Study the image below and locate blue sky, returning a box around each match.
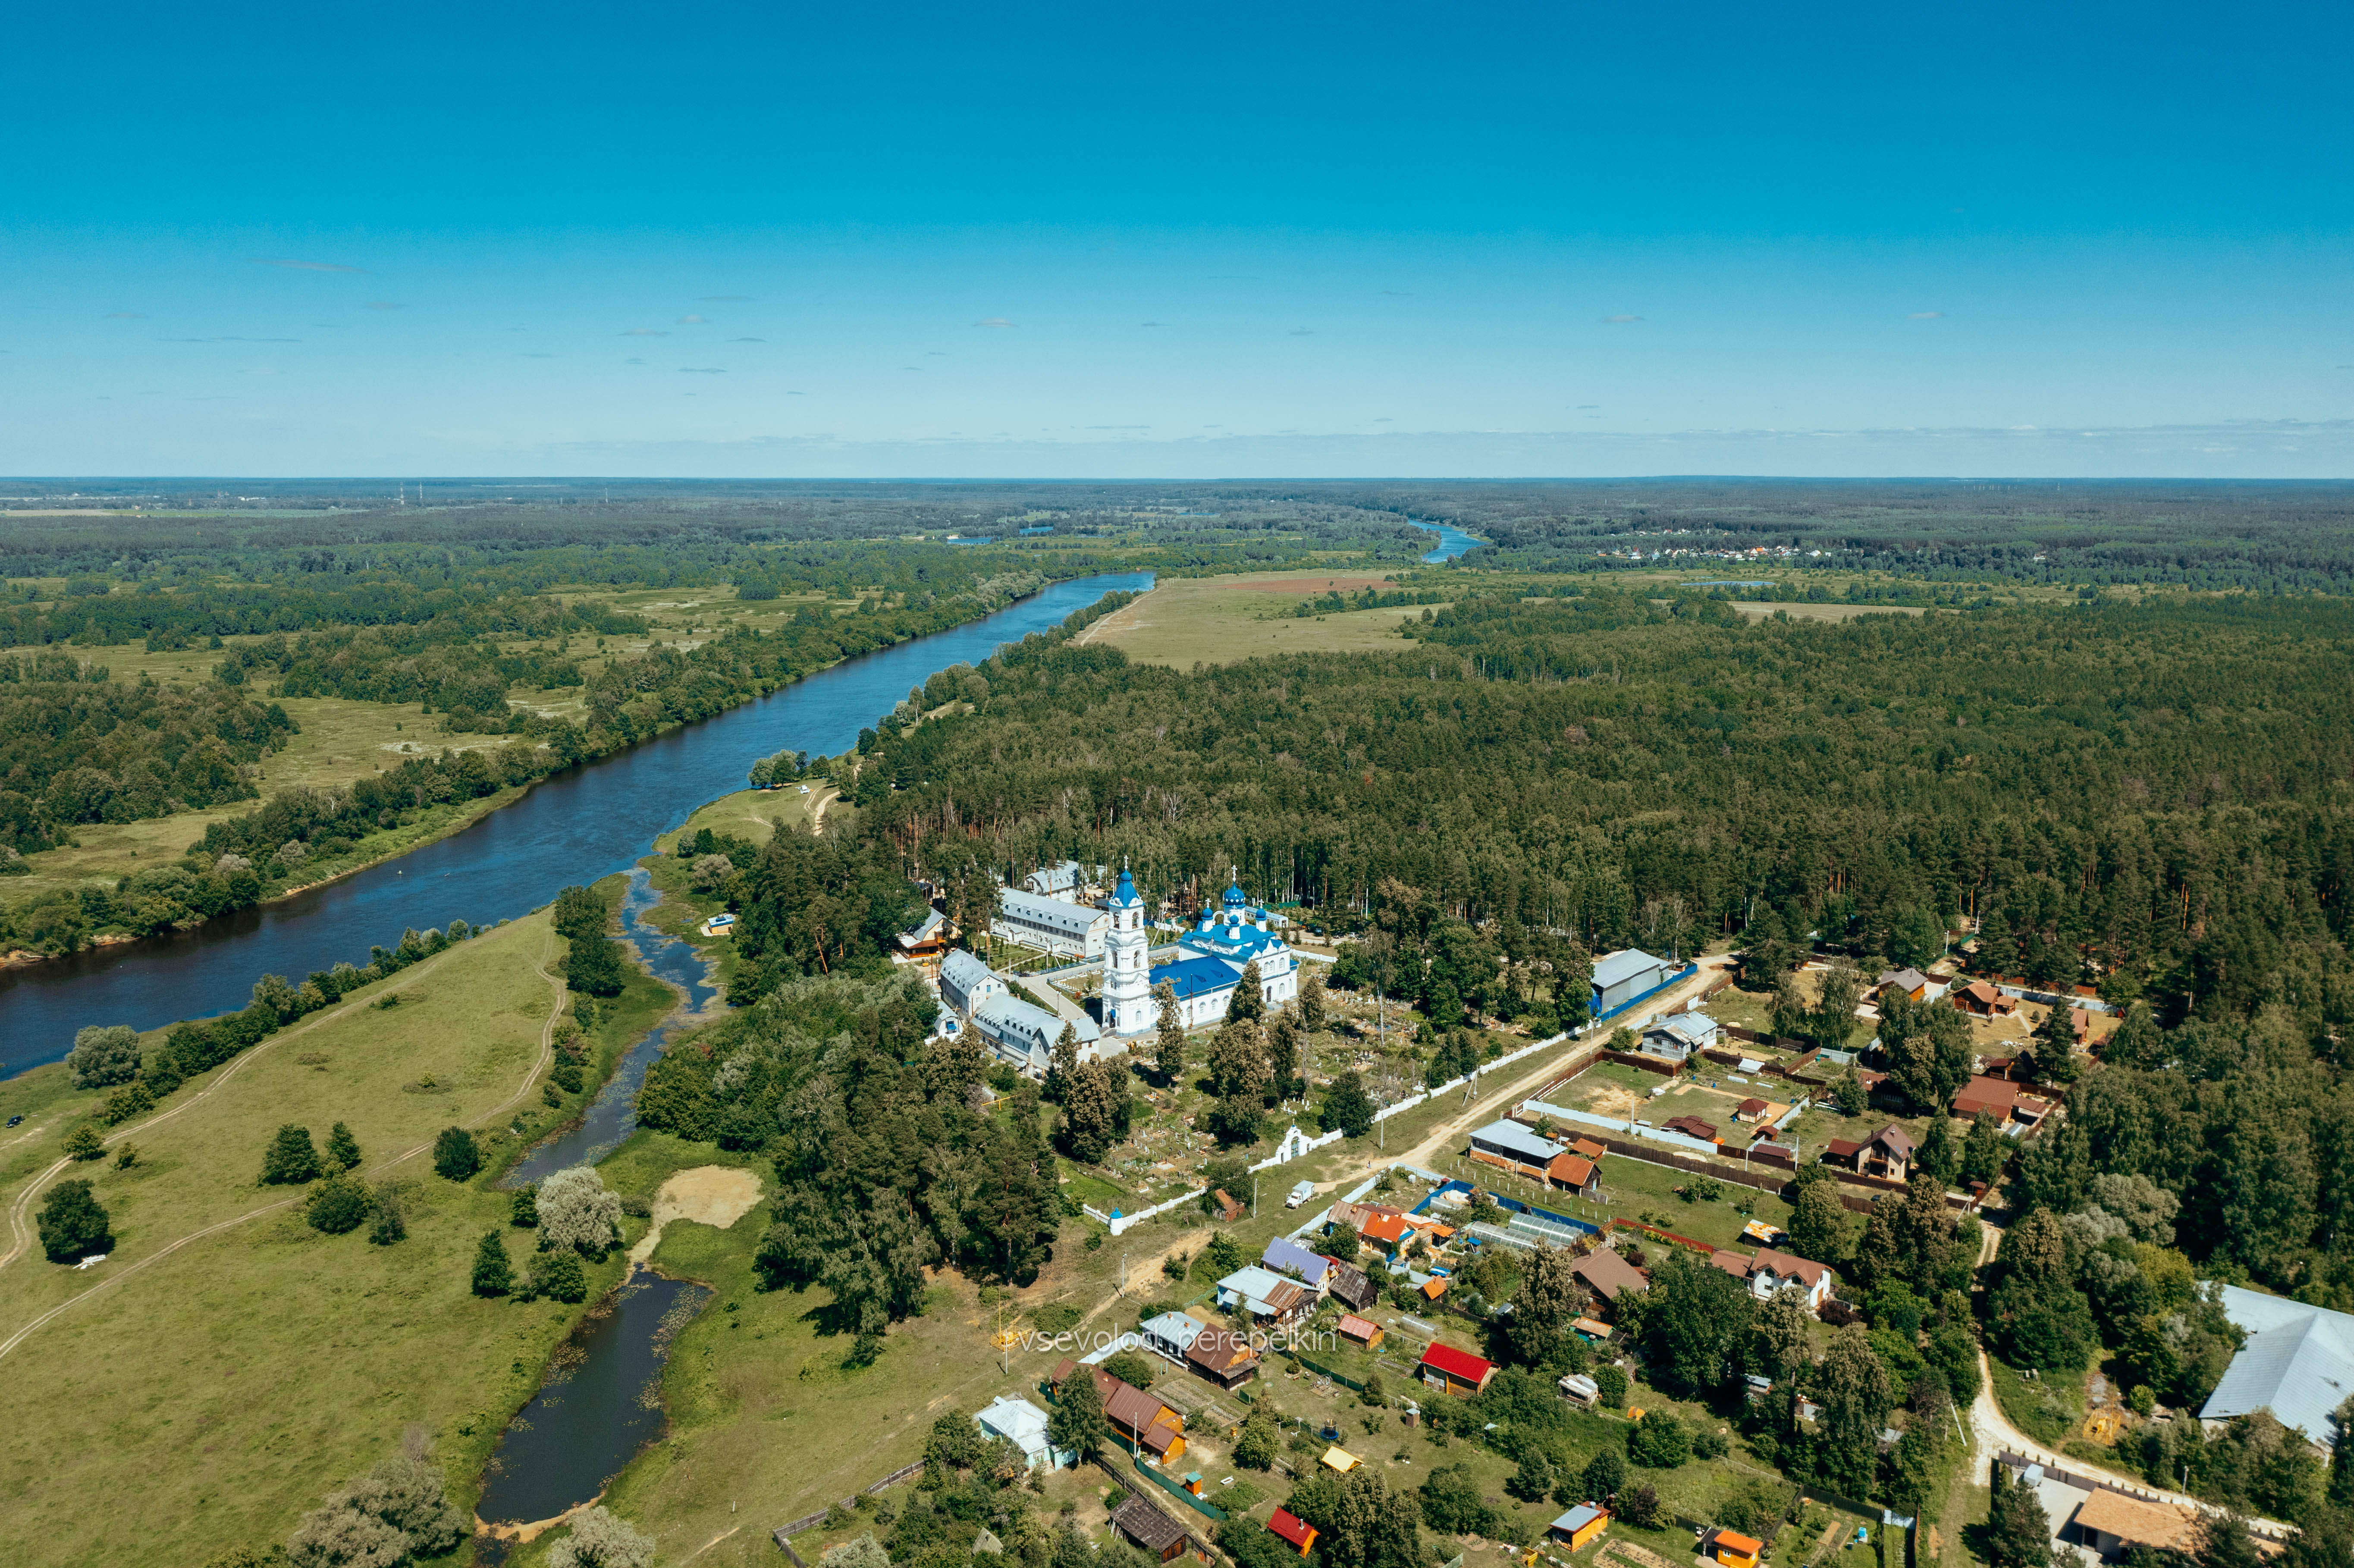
[5,1,2350,477]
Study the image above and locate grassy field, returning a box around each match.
[1081,574,1442,668]
[0,910,623,1567]
[653,784,829,857]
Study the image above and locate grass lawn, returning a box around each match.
[653,785,829,857]
[0,910,637,1568]
[1083,575,1444,668]
[1987,1358,2083,1449]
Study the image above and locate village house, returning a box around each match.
[1638,1010,1719,1063]
[2068,1490,2200,1559]
[1022,860,1087,898]
[1416,1342,1497,1396]
[1824,1123,1915,1181]
[1337,1314,1383,1350]
[1326,1260,1378,1313]
[939,947,1006,1018]
[1558,1372,1601,1407]
[1952,1074,2022,1123]
[1470,1118,1566,1179]
[1571,1248,1651,1311]
[1709,1248,1838,1313]
[1054,1360,1187,1461]
[975,1395,1071,1471]
[1184,1327,1259,1388]
[1260,1236,1335,1292]
[1951,979,2016,1018]
[895,907,951,963]
[1876,967,1933,1004]
[1140,1311,1205,1367]
[1215,1266,1316,1326]
[1545,1151,1601,1198]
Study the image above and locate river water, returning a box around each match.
[0,572,1152,1076]
[473,1270,712,1530]
[1419,522,1486,562]
[503,868,717,1186]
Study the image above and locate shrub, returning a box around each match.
[1594,1364,1628,1408]
[1615,1482,1662,1529]
[530,1248,588,1303]
[306,1173,372,1234]
[100,1081,156,1126]
[66,1023,143,1089]
[1693,1425,1730,1460]
[1581,1448,1626,1502]
[287,1450,466,1568]
[261,1124,321,1185]
[38,1179,112,1262]
[367,1183,407,1245]
[1102,1349,1158,1389]
[1627,1411,1691,1468]
[432,1126,480,1181]
[546,1504,656,1568]
[537,1165,623,1256]
[64,1123,105,1161]
[324,1122,361,1172]
[471,1231,514,1296]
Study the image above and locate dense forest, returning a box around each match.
[856,589,2354,1027]
[0,650,294,850]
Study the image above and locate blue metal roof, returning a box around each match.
[1151,955,1240,1000]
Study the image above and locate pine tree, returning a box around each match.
[324,1121,361,1172]
[512,1183,540,1228]
[1225,959,1265,1025]
[1962,1110,2004,1187]
[1265,1007,1303,1101]
[1058,1058,1124,1165]
[1048,1364,1108,1454]
[1043,1023,1080,1104]
[1984,1461,2052,1568]
[1152,981,1185,1084]
[2025,1004,2081,1086]
[260,1124,321,1185]
[471,1230,513,1296]
[1297,973,1326,1032]
[1918,1116,1958,1183]
[1322,1073,1376,1139]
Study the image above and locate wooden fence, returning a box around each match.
[770,1460,926,1555]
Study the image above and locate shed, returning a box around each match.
[1545,1152,1599,1196]
[1570,1248,1650,1307]
[1262,1236,1336,1290]
[1571,1317,1612,1342]
[1337,1314,1384,1349]
[1702,1528,1763,1568]
[1549,1505,1609,1551]
[1110,1495,1192,1564]
[1320,1446,1362,1473]
[1416,1342,1495,1396]
[1558,1373,1601,1407]
[1570,1138,1608,1162]
[1327,1261,1378,1312]
[1267,1509,1318,1557]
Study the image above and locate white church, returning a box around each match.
[1100,866,1297,1038]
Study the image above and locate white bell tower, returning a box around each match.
[1101,860,1155,1036]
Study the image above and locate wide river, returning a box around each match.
[0,572,1153,1076]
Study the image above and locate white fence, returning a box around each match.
[1102,1029,1578,1236]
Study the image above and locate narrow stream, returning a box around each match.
[473,1271,712,1531]
[505,867,717,1186]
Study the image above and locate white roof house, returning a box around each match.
[940,948,1004,1017]
[1639,1011,1720,1061]
[1469,1118,1565,1169]
[976,1395,1071,1471]
[1592,948,1673,1013]
[993,887,1111,959]
[1023,860,1087,898]
[1215,1266,1303,1316]
[971,993,1102,1079]
[1141,1311,1205,1365]
[2200,1286,2354,1449]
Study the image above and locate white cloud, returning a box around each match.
[1909,310,1946,320]
[677,314,708,325]
[973,317,1016,328]
[621,328,668,337]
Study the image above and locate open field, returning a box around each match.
[1081,574,1443,667]
[653,784,829,857]
[0,911,624,1568]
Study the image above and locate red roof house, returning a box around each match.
[1416,1342,1496,1396]
[1267,1509,1319,1556]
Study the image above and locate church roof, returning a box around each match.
[1223,879,1248,907]
[1105,867,1144,909]
[1152,955,1241,1000]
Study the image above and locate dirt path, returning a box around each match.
[808,785,838,832]
[1962,1216,2294,1540]
[1076,958,1733,1326]
[1072,591,1153,648]
[0,930,566,1362]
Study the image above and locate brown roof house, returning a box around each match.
[1855,1123,1915,1181]
[1571,1247,1650,1312]
[1184,1327,1259,1389]
[1876,967,1932,1003]
[1952,1075,2021,1122]
[1546,1152,1601,1197]
[1111,1495,1196,1564]
[1051,1361,1187,1462]
[1325,1260,1378,1313]
[1951,980,2016,1018]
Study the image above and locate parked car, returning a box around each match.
[1285,1179,1316,1208]
[4,1114,20,1128]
